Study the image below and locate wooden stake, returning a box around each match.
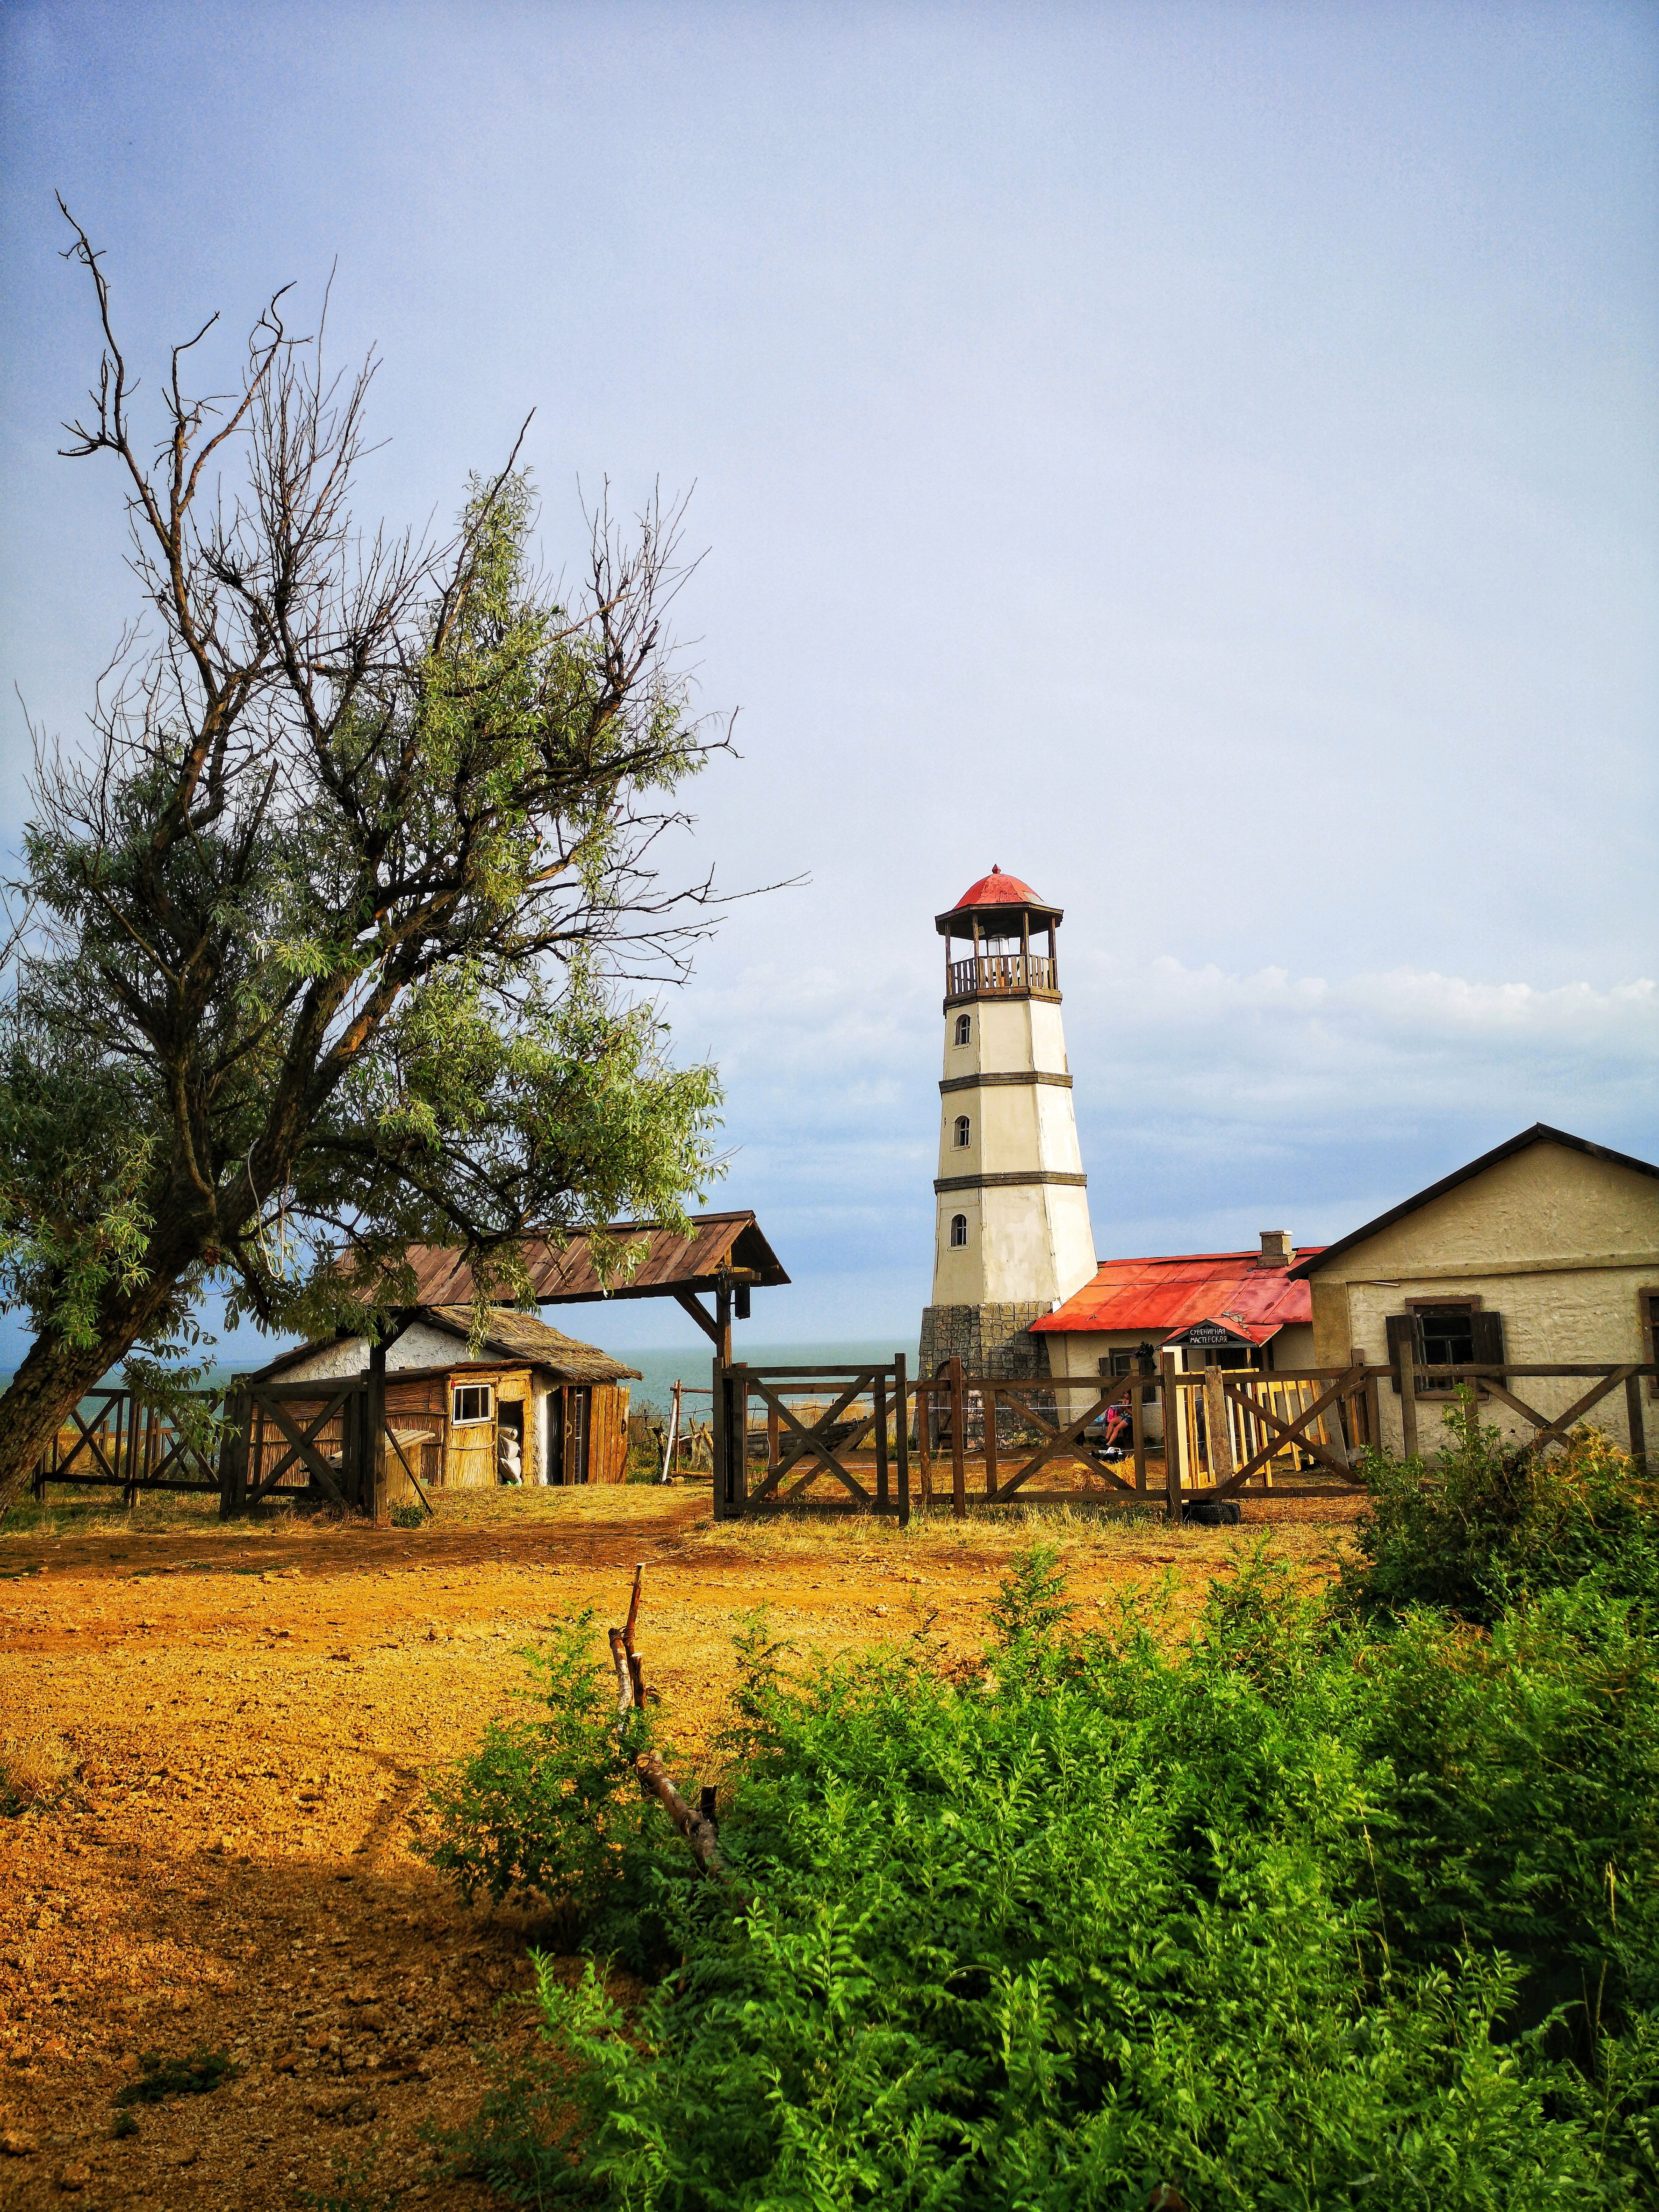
[1398,1336,1419,1460]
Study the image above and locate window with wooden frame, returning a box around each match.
[1101,1346,1157,1404]
[1641,1287,1659,1400]
[949,1213,968,1248]
[952,1114,970,1149]
[452,1382,494,1426]
[1384,1301,1505,1395]
[954,1013,971,1046]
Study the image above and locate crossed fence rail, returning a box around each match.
[713,1353,1656,1523]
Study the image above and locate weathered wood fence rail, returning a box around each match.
[30,1373,433,1522]
[713,1354,1655,1524]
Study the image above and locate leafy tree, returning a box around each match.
[0,208,730,1516]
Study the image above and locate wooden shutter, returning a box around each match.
[1384,1312,1420,1395]
[1470,1309,1505,1370]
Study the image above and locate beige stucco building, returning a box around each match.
[1289,1124,1659,1456]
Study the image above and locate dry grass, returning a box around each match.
[0,1730,78,1811]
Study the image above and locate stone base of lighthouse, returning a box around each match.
[918,1301,1054,1383]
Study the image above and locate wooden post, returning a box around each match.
[895,1354,910,1528]
[1161,1352,1182,1522]
[1625,1371,1647,1475]
[1131,1366,1147,1494]
[949,1356,967,1521]
[985,1383,999,1500]
[220,1386,249,1519]
[1203,1363,1234,1491]
[916,1380,933,1508]
[1398,1335,1419,1461]
[368,1339,389,1525]
[1364,1362,1382,1463]
[767,1397,780,1479]
[874,1371,889,1509]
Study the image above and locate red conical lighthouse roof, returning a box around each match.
[952,863,1040,911]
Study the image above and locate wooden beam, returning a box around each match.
[895,1354,910,1529]
[674,1289,722,1346]
[1398,1336,1419,1460]
[950,1356,966,1520]
[1162,1353,1182,1522]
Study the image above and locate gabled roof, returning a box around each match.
[247,1306,641,1387]
[380,1210,788,1307]
[1287,1124,1659,1280]
[1033,1249,1321,1338]
[428,1308,641,1383]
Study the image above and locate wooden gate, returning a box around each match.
[715,1360,912,1523]
[31,1387,226,1505]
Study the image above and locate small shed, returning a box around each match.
[248,1308,641,1496]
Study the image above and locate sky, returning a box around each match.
[1,0,1655,1368]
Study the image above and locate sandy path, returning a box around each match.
[0,1484,1356,2208]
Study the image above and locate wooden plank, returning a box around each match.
[245,1388,355,1506]
[1203,1364,1235,1489]
[874,1372,889,1509]
[1215,1371,1359,1494]
[1131,1369,1147,1493]
[749,1372,876,1498]
[1398,1337,1419,1459]
[984,1383,998,1499]
[368,1341,389,1526]
[997,1384,1136,1500]
[894,1355,910,1529]
[1161,1354,1182,1522]
[1514,1366,1635,1455]
[950,1357,966,1521]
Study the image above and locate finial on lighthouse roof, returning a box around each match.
[992,862,1000,873]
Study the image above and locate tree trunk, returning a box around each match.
[0,1281,183,1522]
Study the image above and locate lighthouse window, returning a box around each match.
[950,1213,968,1247]
[952,1114,970,1148]
[954,1013,971,1046]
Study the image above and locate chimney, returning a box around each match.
[1257,1230,1292,1269]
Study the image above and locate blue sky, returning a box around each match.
[1,1,1655,1367]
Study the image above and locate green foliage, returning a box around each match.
[111,2108,138,2139]
[422,1610,659,1925]
[296,2139,406,2212]
[389,1501,426,1529]
[446,1547,1659,2208]
[1340,1402,1659,1623]
[1,234,731,1485]
[114,2044,238,2105]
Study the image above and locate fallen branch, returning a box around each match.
[609,1568,728,1882]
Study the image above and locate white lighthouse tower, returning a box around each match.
[918,866,1097,1382]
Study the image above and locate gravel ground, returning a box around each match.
[0,1479,1360,2208]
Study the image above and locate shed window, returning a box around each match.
[954,1013,971,1046]
[950,1213,968,1248]
[452,1382,493,1425]
[952,1114,970,1149]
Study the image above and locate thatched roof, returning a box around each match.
[427,1307,640,1384]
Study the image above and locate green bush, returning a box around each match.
[434,1550,1658,2207]
[114,2044,238,2105]
[1339,1397,1659,1623]
[389,1500,425,1529]
[422,1609,662,1929]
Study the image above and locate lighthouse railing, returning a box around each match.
[947,953,1055,997]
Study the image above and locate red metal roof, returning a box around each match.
[1032,1248,1323,1339]
[951,864,1041,911]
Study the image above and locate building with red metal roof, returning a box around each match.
[1031,1234,1322,1418]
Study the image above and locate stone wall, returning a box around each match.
[918,1302,1054,1382]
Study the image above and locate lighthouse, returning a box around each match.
[918,866,1097,1383]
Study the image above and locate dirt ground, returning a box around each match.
[0,1478,1360,2209]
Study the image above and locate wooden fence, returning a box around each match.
[714,1352,1655,1523]
[31,1374,436,1522]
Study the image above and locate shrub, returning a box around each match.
[115,2045,238,2105]
[439,1552,1659,2206]
[422,1610,661,1928]
[1340,1397,1659,1623]
[389,1501,426,1529]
